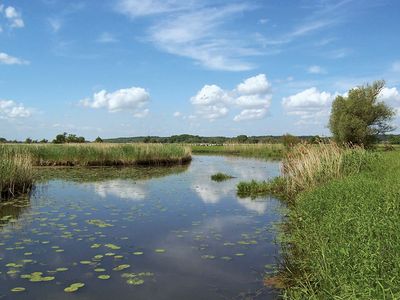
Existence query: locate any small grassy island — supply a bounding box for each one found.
[0,143,191,200]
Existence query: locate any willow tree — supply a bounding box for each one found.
[329,80,395,147]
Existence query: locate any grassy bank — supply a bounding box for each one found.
[237,143,372,200]
[191,143,284,159]
[0,146,34,199]
[282,150,400,299]
[3,143,192,166]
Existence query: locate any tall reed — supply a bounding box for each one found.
[0,145,34,199]
[281,142,370,197]
[237,142,372,199]
[3,143,192,166]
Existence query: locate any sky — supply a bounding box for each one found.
[1,0,400,140]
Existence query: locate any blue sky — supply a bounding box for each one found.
[1,0,400,140]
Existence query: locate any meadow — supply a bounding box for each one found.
[282,149,400,299]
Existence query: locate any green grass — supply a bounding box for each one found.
[0,145,34,199]
[210,172,235,182]
[3,143,192,166]
[191,143,284,159]
[237,143,374,200]
[282,151,400,299]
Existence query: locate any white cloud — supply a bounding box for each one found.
[115,1,258,71]
[191,74,272,121]
[282,87,334,123]
[379,87,400,115]
[233,108,267,122]
[1,5,24,28]
[97,32,118,43]
[173,111,182,117]
[236,74,270,95]
[115,0,193,17]
[307,65,326,74]
[0,52,29,65]
[0,99,32,119]
[80,86,150,117]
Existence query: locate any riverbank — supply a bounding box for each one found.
[281,150,400,299]
[191,143,284,159]
[237,143,400,298]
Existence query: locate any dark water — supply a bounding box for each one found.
[0,155,283,299]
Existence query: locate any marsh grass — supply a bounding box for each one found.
[282,151,400,299]
[237,142,374,200]
[210,172,235,182]
[4,143,192,167]
[0,146,34,199]
[191,144,284,159]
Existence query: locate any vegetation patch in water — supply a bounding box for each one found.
[211,173,235,182]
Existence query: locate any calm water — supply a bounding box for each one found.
[0,155,283,299]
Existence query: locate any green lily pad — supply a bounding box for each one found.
[98,275,110,280]
[113,264,130,271]
[11,287,26,292]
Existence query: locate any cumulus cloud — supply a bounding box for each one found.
[233,108,267,122]
[0,4,24,29]
[173,111,182,117]
[282,87,335,124]
[0,52,29,65]
[0,99,32,119]
[190,74,272,121]
[307,65,326,74]
[190,84,230,120]
[379,87,400,115]
[80,86,150,117]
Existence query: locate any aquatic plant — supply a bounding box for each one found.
[210,173,235,182]
[2,143,192,167]
[191,143,283,159]
[0,145,34,199]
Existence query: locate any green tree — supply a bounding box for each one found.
[282,134,301,148]
[236,135,248,143]
[25,137,33,144]
[53,132,67,144]
[94,136,103,143]
[329,80,395,147]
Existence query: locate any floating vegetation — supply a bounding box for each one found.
[94,268,106,272]
[201,255,216,260]
[132,251,144,256]
[211,173,235,182]
[154,249,166,253]
[113,264,130,271]
[20,272,55,282]
[86,219,113,228]
[105,243,121,250]
[98,275,111,280]
[122,272,154,286]
[64,283,85,293]
[11,287,26,292]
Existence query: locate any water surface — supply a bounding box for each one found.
[0,155,283,299]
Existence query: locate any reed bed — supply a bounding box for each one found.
[237,142,373,199]
[3,143,192,166]
[191,143,284,159]
[0,145,34,199]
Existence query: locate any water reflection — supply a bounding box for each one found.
[0,155,282,300]
[92,180,147,201]
[0,197,30,229]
